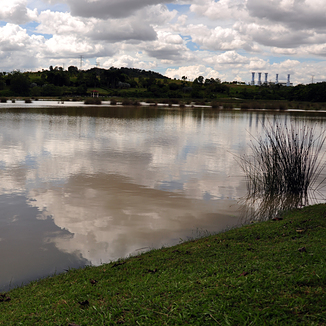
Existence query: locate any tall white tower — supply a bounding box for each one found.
[258,73,262,86]
[265,73,268,84]
[276,74,279,84]
[287,74,291,87]
[251,72,255,85]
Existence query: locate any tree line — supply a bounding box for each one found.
[0,66,325,102]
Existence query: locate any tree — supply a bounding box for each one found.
[9,71,30,96]
[68,66,79,76]
[194,76,204,84]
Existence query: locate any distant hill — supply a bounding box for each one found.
[87,67,169,80]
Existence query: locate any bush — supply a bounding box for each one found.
[238,121,326,220]
[84,97,102,105]
[25,98,32,103]
[211,101,221,109]
[0,97,7,103]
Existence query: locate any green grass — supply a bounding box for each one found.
[1,204,326,325]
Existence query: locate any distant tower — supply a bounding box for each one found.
[251,72,255,85]
[265,73,268,84]
[258,72,262,86]
[276,74,279,84]
[287,74,291,87]
[79,55,83,70]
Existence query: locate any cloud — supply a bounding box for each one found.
[143,31,191,62]
[246,0,326,30]
[165,64,220,80]
[190,0,248,21]
[37,10,158,43]
[102,54,157,70]
[186,24,248,51]
[0,0,37,24]
[63,0,176,19]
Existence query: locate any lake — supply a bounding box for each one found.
[1,103,326,291]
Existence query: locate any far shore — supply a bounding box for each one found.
[1,97,326,112]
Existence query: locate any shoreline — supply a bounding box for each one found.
[0,98,326,113]
[1,204,325,324]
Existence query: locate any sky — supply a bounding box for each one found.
[0,0,326,84]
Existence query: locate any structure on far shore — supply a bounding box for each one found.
[251,72,293,86]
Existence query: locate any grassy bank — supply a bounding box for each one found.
[1,205,326,325]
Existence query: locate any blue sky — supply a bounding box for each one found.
[0,0,326,84]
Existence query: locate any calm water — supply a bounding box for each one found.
[1,106,326,291]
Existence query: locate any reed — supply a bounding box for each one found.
[238,121,326,220]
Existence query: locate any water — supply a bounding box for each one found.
[0,106,326,291]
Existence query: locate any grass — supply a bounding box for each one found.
[238,121,326,220]
[1,204,326,325]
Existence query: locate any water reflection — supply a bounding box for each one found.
[28,172,240,265]
[0,194,88,291]
[0,107,326,291]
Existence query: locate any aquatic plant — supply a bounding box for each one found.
[238,121,326,220]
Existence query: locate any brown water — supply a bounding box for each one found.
[0,106,325,291]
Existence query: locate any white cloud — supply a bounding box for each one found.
[190,0,248,21]
[187,24,248,51]
[102,54,157,70]
[165,64,220,80]
[0,0,37,24]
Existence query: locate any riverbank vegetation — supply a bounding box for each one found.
[0,204,326,325]
[239,122,326,221]
[0,67,326,110]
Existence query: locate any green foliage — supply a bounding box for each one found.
[1,205,326,325]
[9,71,30,96]
[239,121,326,221]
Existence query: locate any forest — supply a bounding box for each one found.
[0,66,326,103]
